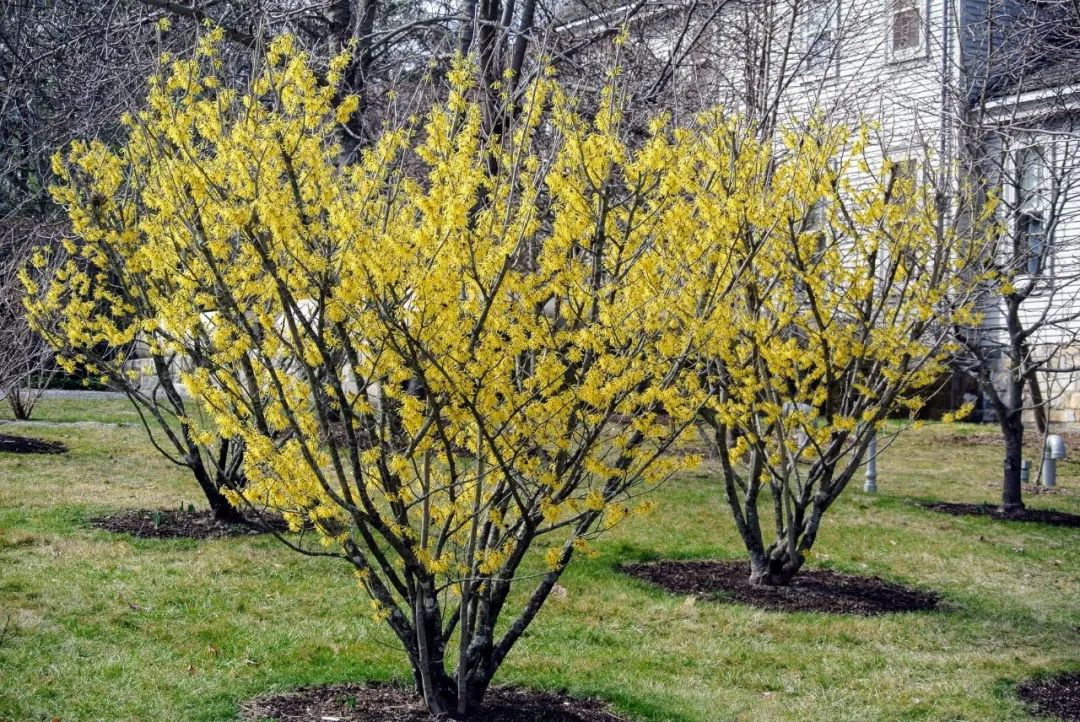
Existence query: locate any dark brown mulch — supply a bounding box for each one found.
[1017,672,1080,721]
[88,508,289,540]
[921,501,1080,528]
[619,559,940,615]
[942,432,1012,447]
[241,683,627,722]
[0,432,66,454]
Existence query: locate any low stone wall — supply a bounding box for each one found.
[120,356,195,397]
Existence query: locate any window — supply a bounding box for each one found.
[890,0,922,55]
[805,200,827,249]
[806,1,837,73]
[796,200,830,299]
[888,158,919,204]
[1017,213,1046,274]
[884,158,921,271]
[806,200,825,230]
[1015,146,1049,274]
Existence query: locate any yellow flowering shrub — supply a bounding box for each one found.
[31,34,721,715]
[22,29,250,522]
[683,119,991,586]
[30,28,989,712]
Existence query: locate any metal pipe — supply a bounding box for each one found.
[1044,434,1066,487]
[864,433,878,493]
[1044,450,1056,488]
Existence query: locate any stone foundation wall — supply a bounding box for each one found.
[1041,349,1080,424]
[987,349,1080,424]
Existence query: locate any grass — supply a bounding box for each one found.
[1,399,1078,721]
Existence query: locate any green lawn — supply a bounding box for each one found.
[1,398,1078,721]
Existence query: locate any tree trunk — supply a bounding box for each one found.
[748,547,804,586]
[409,631,487,718]
[410,658,456,717]
[7,389,29,420]
[191,461,246,523]
[1000,299,1027,513]
[1000,410,1025,513]
[1027,373,1047,435]
[205,484,245,524]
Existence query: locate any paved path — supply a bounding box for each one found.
[38,389,128,401]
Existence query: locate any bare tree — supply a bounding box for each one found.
[2,0,749,190]
[951,0,1080,512]
[0,1,194,218]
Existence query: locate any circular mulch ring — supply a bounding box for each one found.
[89,508,288,540]
[921,502,1080,528]
[0,433,66,454]
[619,559,940,615]
[241,683,627,722]
[1017,672,1080,721]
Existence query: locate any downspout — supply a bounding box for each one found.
[939,0,959,411]
[939,0,953,205]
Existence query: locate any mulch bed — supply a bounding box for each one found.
[1017,672,1080,721]
[241,683,627,722]
[942,432,1018,447]
[0,433,66,454]
[88,508,289,540]
[619,559,940,615]
[921,502,1080,528]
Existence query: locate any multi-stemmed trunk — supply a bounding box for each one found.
[189,453,246,524]
[745,501,828,586]
[709,415,876,588]
[748,548,806,587]
[6,386,35,420]
[144,354,248,524]
[349,537,580,718]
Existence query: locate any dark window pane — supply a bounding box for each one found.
[809,30,834,70]
[1018,212,1045,274]
[893,6,920,51]
[806,3,836,72]
[889,158,918,204]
